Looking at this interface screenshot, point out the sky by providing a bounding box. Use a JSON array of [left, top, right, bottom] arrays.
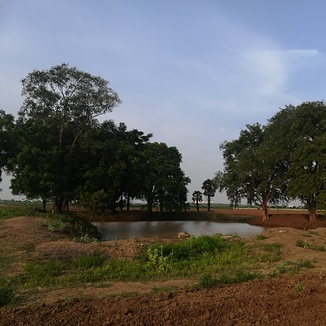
[[1, 0, 326, 202]]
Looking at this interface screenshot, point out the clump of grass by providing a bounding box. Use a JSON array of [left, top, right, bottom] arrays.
[[248, 243, 283, 264], [296, 240, 310, 248], [256, 234, 268, 240], [269, 260, 315, 277], [21, 260, 66, 286], [294, 281, 305, 291], [197, 270, 261, 289], [73, 251, 106, 270]]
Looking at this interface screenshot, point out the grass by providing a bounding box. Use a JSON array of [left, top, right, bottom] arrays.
[[296, 239, 326, 251]]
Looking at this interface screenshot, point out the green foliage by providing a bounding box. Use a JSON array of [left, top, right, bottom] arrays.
[[296, 239, 326, 251], [147, 235, 230, 262], [296, 240, 310, 248], [147, 245, 172, 273], [197, 270, 261, 289], [73, 234, 99, 243], [270, 260, 315, 276], [73, 252, 106, 269], [22, 260, 65, 286]]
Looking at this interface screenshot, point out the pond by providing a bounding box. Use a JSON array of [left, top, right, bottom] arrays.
[[93, 220, 265, 240]]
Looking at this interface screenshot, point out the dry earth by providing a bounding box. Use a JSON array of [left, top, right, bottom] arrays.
[[2, 209, 326, 325]]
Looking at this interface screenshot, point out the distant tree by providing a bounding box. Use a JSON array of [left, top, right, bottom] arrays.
[[9, 63, 120, 212], [0, 110, 15, 187], [220, 123, 287, 220], [142, 142, 190, 213], [192, 191, 203, 211], [201, 179, 216, 211]]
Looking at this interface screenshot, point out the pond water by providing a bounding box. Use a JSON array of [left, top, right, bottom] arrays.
[[93, 220, 265, 240]]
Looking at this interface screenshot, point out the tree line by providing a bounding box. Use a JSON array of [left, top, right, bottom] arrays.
[[0, 64, 190, 213], [216, 101, 326, 221]]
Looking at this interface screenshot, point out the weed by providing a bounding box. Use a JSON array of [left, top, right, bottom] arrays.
[[294, 281, 305, 291], [296, 240, 310, 248], [147, 245, 172, 273], [256, 235, 267, 240]]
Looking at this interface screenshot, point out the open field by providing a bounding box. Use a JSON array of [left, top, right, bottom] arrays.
[[1, 208, 326, 325]]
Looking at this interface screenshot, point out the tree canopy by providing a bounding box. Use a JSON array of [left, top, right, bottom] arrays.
[[3, 64, 190, 214]]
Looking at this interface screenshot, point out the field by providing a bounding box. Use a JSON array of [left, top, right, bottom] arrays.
[[1, 208, 326, 325]]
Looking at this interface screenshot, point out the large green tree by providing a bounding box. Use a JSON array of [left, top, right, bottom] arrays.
[[79, 121, 152, 213], [268, 101, 326, 221], [220, 123, 287, 220], [142, 142, 190, 213], [10, 64, 120, 212]]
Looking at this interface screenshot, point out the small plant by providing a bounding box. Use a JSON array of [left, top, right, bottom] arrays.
[[296, 240, 310, 248], [198, 273, 219, 289], [147, 246, 172, 272], [38, 219, 69, 232], [73, 234, 99, 243], [294, 281, 305, 291]]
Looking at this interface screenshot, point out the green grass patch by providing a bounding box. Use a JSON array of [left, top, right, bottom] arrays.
[[269, 260, 315, 276]]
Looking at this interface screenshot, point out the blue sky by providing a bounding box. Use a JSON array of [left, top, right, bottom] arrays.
[[1, 0, 326, 202]]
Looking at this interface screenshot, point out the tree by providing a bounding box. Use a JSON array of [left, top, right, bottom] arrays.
[[78, 121, 152, 213], [220, 123, 287, 220], [268, 101, 326, 221], [192, 191, 203, 211], [10, 64, 121, 212], [142, 142, 190, 213], [201, 179, 216, 211], [0, 110, 15, 187]]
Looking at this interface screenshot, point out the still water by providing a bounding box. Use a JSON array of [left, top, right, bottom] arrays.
[[93, 221, 265, 240]]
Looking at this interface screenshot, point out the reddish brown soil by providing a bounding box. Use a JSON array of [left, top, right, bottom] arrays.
[[2, 209, 326, 325]]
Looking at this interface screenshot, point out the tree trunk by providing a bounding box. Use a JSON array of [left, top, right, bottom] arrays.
[[207, 196, 211, 212], [307, 199, 317, 221], [42, 198, 46, 211], [147, 193, 153, 213], [261, 194, 269, 221], [196, 199, 199, 212], [126, 193, 130, 211]]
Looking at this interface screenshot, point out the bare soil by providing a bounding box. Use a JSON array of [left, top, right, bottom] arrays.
[[2, 209, 326, 325]]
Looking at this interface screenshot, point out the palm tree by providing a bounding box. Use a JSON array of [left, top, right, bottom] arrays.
[[192, 191, 203, 211], [201, 179, 216, 211]]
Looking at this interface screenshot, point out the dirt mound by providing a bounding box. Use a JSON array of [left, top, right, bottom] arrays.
[[250, 213, 326, 229], [1, 274, 326, 325]]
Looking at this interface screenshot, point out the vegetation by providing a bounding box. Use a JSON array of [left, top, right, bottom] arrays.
[[0, 64, 190, 214], [218, 101, 326, 221]]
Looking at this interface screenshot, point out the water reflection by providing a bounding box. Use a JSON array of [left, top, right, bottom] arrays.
[[93, 221, 265, 240]]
